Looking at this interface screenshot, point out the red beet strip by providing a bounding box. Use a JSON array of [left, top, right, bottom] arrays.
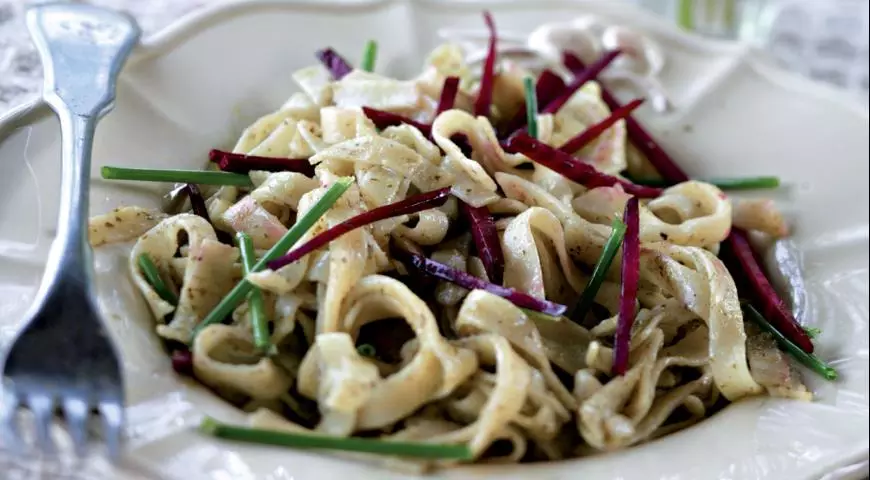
[[505, 132, 662, 198], [171, 349, 194, 376], [460, 201, 505, 285], [473, 11, 498, 117], [396, 248, 567, 316], [726, 229, 815, 353], [436, 76, 460, 116], [210, 149, 315, 177], [541, 50, 621, 116], [613, 197, 640, 375], [184, 183, 210, 220], [184, 184, 234, 244], [362, 107, 432, 138], [502, 69, 567, 134], [562, 52, 689, 183], [315, 47, 353, 80], [559, 98, 645, 154], [536, 69, 569, 108], [267, 187, 451, 270], [562, 51, 585, 74], [562, 52, 813, 352]]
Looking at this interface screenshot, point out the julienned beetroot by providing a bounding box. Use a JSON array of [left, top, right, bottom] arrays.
[[362, 107, 433, 138], [267, 188, 451, 270], [473, 11, 498, 117], [396, 248, 567, 316], [459, 201, 505, 285], [502, 69, 567, 134], [210, 149, 315, 177], [612, 197, 640, 375], [540, 50, 621, 116], [506, 132, 662, 198], [559, 98, 645, 154], [726, 229, 815, 353], [562, 52, 689, 183], [315, 47, 353, 80], [562, 51, 813, 352], [171, 349, 194, 376], [436, 76, 460, 115]]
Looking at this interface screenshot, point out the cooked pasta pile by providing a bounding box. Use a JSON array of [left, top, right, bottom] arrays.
[[89, 17, 823, 472]]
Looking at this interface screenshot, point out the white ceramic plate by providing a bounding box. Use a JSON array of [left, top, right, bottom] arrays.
[[0, 1, 868, 479]]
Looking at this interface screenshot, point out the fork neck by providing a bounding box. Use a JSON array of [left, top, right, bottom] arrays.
[[44, 111, 97, 283]]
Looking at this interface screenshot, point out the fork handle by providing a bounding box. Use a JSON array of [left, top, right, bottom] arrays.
[[43, 112, 99, 289], [25, 3, 141, 299]]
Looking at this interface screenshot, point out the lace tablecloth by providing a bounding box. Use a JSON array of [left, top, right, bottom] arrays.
[[0, 0, 208, 113]]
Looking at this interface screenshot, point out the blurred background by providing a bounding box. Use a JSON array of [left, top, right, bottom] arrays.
[[1, 0, 868, 114]]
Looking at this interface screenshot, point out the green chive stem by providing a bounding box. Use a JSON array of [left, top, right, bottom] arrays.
[[192, 178, 353, 339], [571, 217, 627, 322], [743, 304, 838, 381], [199, 416, 473, 459], [629, 176, 780, 191], [523, 76, 538, 139], [803, 326, 822, 339], [237, 232, 271, 353], [361, 40, 378, 72], [137, 253, 178, 305], [101, 166, 254, 187]]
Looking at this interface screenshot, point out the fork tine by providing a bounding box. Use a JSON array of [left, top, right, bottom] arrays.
[[1, 388, 22, 452], [62, 396, 90, 456], [98, 401, 124, 460], [27, 393, 56, 454]]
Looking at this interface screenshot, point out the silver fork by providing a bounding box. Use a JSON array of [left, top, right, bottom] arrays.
[[0, 3, 140, 460]]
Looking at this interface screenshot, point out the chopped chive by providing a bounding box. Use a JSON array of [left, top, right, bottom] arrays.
[[357, 344, 377, 357], [570, 217, 627, 323], [137, 253, 178, 305], [629, 176, 780, 190], [523, 76, 538, 139], [199, 416, 473, 459], [193, 178, 354, 339], [361, 40, 378, 72], [237, 232, 271, 353], [743, 304, 838, 381], [803, 326, 822, 339], [101, 166, 254, 187]]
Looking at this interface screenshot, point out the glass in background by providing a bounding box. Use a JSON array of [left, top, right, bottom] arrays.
[[636, 0, 869, 100]]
